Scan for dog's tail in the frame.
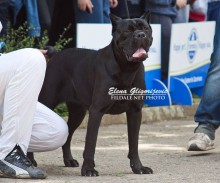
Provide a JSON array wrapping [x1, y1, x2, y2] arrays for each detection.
[[45, 46, 58, 59]]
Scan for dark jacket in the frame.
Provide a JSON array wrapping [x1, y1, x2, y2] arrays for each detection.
[[0, 0, 10, 35], [111, 0, 145, 18], [145, 0, 177, 18]]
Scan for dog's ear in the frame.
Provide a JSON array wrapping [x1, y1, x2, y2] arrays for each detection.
[[110, 13, 122, 34], [140, 11, 151, 24]]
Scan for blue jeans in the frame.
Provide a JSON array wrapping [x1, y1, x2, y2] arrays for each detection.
[[194, 10, 220, 127], [11, 0, 41, 37], [73, 0, 110, 23], [207, 1, 220, 22], [150, 13, 173, 80]]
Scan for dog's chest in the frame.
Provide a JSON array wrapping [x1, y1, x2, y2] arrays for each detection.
[[107, 73, 143, 114], [115, 72, 135, 89]]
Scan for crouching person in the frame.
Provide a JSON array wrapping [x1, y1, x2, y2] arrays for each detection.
[[0, 22, 68, 179]]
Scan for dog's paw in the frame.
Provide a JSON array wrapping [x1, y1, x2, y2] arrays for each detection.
[[81, 160, 98, 176], [64, 159, 79, 167], [81, 167, 99, 177], [132, 166, 153, 174]]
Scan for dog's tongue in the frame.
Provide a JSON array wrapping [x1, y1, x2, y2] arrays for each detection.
[[132, 48, 146, 58]]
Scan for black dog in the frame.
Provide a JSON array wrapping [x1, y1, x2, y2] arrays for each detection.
[[37, 12, 153, 176]]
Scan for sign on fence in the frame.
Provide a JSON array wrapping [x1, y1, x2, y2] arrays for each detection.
[[169, 21, 216, 105]]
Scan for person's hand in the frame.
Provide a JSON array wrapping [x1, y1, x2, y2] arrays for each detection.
[[39, 50, 49, 62], [109, 0, 118, 8], [78, 0, 93, 13], [176, 0, 187, 8]]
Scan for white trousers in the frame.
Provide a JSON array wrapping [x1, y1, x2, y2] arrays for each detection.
[[0, 48, 68, 160]]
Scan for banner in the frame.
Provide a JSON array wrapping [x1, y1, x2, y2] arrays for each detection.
[[168, 22, 216, 91], [168, 21, 216, 105]]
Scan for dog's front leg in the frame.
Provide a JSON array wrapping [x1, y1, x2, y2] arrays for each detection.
[[81, 109, 103, 176], [126, 110, 153, 174]]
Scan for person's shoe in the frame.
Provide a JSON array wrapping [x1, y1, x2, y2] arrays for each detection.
[[0, 145, 47, 179], [194, 122, 217, 140], [187, 133, 214, 151]]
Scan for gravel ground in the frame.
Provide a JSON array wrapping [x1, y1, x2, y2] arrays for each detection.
[[1, 119, 220, 183]]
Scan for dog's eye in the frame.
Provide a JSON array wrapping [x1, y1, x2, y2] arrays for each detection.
[[137, 22, 143, 29]]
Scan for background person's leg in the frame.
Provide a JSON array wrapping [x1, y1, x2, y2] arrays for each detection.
[[37, 0, 52, 33], [187, 13, 220, 151], [150, 13, 172, 80], [194, 12, 220, 133], [103, 0, 110, 23]]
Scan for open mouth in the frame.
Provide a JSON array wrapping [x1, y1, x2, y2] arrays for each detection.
[[126, 48, 148, 62]]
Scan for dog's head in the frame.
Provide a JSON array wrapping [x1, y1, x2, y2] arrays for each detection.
[[110, 12, 153, 63]]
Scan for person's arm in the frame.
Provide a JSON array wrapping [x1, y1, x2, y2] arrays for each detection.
[[38, 50, 49, 62], [176, 0, 187, 8], [77, 0, 93, 13]]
